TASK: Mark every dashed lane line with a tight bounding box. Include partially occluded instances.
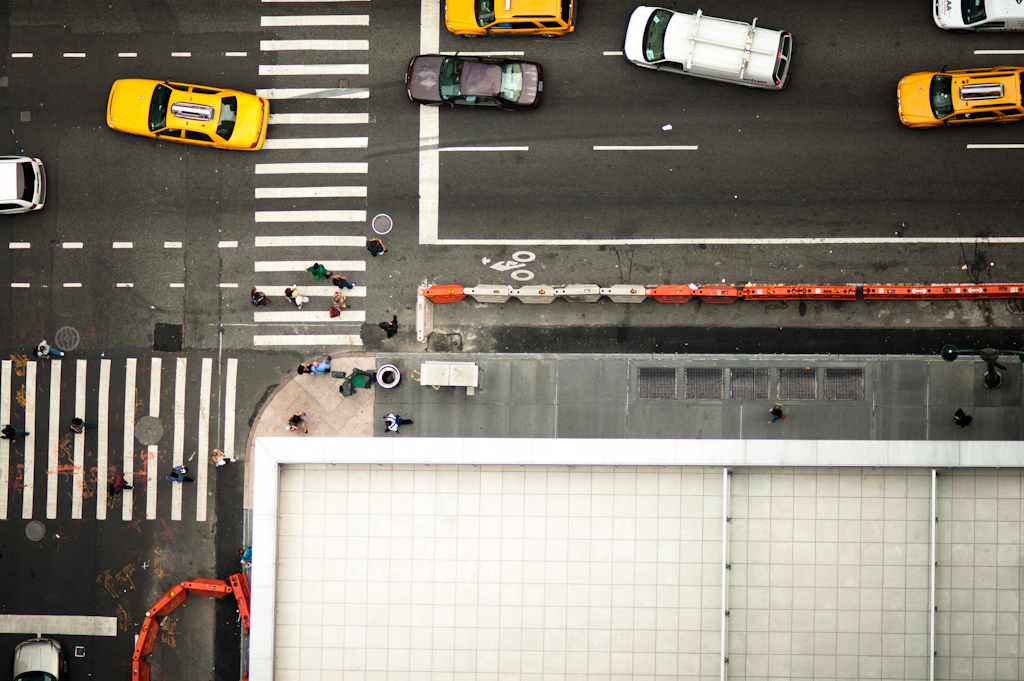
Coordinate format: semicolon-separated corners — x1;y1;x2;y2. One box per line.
9;242;30;249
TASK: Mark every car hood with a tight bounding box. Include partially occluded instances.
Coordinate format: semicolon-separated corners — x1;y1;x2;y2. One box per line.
624;6;656;64
898;72;937;123
933;0;967;29
445;0;480;32
409;56;445;102
518;63;540;105
231;94;267;149
107;78;157;134
14;638;62;678
462;61;502;97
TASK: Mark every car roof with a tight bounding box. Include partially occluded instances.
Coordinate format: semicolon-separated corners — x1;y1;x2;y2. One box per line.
946;68;1023;110
0;161;19;201
496;0;558;20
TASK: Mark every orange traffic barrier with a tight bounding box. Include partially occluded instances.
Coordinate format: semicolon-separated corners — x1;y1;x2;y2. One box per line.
694;285;740;304
741;285;857;301
863;284;1024;300
419;285;466;303
645;285;692;303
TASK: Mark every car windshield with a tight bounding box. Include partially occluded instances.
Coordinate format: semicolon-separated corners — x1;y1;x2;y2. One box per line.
475;0;495;26
439;57;462;98
644;9;672;62
930;75;954;118
499;63;524;101
149;84;172;132
15;673;58;681
217;96;237;139
962;0;986;24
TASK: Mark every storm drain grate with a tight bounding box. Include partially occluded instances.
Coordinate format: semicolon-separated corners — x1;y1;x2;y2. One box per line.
730;368;770;400
825;368;865;400
779;367;817;400
638;367;677;399
685;368;724;400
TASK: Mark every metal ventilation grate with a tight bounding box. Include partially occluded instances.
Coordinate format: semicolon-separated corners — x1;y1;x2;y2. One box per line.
685;368;724;400
779;367;816;400
730;368;770;400
638;367;677;399
825;368;865;400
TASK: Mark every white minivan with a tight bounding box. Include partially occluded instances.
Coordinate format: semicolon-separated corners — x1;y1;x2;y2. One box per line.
624;7;792;90
0;156;46;214
934;0;1024;31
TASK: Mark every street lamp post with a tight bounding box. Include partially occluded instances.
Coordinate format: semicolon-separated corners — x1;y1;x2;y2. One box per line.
940;344;1024;389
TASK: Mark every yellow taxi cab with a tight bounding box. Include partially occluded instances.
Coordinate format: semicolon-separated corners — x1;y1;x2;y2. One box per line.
106;79;269;150
897;66;1024;128
445;0;575;37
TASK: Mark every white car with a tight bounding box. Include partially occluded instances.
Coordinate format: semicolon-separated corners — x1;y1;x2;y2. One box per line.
934;0;1024;31
13;637;66;681
0;156;46;214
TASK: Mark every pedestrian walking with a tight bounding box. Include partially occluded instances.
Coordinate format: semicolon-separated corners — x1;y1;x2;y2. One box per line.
35;339;64;359
251;287;270;307
379;315;398;339
384;413;413;433
109;472;133;495
330;273;354;290
165;465;193;483
238;546;252;569
284;286;307;309
306;263;329;281
333;292;348;310
1;424;29;440
298;358;331;375
366;238;387;257
768;403;785;424
214;448;237;467
70;417;96;434
954;408;973;428
287;413;308;434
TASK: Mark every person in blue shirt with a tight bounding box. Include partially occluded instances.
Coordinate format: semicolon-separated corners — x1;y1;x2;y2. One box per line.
297;357;331;375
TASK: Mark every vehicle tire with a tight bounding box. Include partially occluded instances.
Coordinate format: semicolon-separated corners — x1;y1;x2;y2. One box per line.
461;33;479;38
540;33;557;38
952;29;969;34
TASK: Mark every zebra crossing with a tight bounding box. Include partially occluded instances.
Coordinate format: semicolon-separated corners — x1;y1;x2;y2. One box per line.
255;0;373;348
0;356;238;523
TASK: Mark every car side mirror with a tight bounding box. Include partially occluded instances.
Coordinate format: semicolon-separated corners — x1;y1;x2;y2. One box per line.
941;64;947;73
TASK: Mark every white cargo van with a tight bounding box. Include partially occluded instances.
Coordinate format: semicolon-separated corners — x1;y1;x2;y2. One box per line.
0;156;46;214
624;7;792;90
934;0;1024;31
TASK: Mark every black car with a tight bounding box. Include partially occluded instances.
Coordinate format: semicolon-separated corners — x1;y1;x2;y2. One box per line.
406;54;543;109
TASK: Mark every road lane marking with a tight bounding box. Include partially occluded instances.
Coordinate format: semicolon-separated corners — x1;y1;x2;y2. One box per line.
63;242;83;249
46;360;61;519
261;14;369;26
146;357;161;520
96;359;110;520
63;283;82;288
9;242;30;249
220;283;240;288
269;113;368;124
440;146;528;152
255;210;366;222
260;285;366;297
253;334;363;346
261;39;368;51
0;360;9;519
195;358;211;522
63;52;86;58
594;145;698;150
165;241;183;248
260;64;369;76
223;358;238;471
11;53;33;58
254;310;366;323
974;49;1024;54
22;362;35;519
71;359;86;520
433;236;1024;245
603;50;623;56
171;358;186;521
219;241;239;248
255;259;366;272
255;235;366;247
419;106;439;245
116;283;134;288
262;137;368;150
170;283;185;288
172;52;192;57
225;51;248;57
119;52;137;57
440;51;524;56
256;162;367;174
0;615;117;636
967;144;1024;149
11;283;29;288
257;87;369;99
122;359;136;520
112;241;133;248
256;186;366;199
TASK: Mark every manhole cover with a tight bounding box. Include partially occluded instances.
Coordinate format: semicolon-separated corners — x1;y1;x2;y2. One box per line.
1007;298;1024;315
25;520;45;541
154;323;183;352
135;416;164;446
54;326;80;351
371;213;393;235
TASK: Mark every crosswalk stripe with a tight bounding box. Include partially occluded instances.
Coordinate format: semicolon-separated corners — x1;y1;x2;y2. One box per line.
260;64;369;76
122;359;136;521
261;14;369;26
254;310;366;323
256;186;366;199
46;360;61;519
268;113;368;125
257;87;369;99
260;285;366;297
0;360;10;520
255;210;366;222
261;39;368;51
96;360;110;520
23;362;36;519
254;334;363;346
171;358;186;522
256;162;367;174
255;259;366;272
196;358;212;522
146;358;161;520
255;235;366;247
262;137;368;150
71;360;86;520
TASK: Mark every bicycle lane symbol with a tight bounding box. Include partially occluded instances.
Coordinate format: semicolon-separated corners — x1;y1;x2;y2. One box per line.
482;251;536;281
